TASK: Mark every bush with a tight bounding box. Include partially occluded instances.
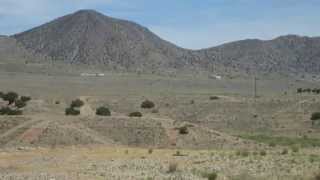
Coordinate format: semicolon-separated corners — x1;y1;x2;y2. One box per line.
0;107;22;115
297;88;303;93
168;162;178;173
2;92;19;105
173;150;182;156
148;148;153;154
0;92;3;98
260;150;267;156
281;148;288;155
20;96;31;102
129;112;142;117
70;99;84;108
141;100;155;109
311;112;320;121
236;150;249;157
15;100;26;108
291;146;299;153
269;142;276;147
178;126;189;134
210;96;219;100
7;109;22;115
96;106;111;116
205;172;218;180
0;107;11;115
314;172;320;180
65;107;80;116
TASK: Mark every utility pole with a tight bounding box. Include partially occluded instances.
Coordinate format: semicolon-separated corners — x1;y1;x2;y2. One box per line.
254;76;257;100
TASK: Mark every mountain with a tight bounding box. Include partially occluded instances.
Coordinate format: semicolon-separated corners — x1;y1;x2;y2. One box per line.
197;35;320;75
13;10;198;74
5;9;320;76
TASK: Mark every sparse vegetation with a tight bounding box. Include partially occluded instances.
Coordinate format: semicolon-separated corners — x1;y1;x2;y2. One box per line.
314;172;320;180
281;148;288;155
0;107;22;115
129;111;142;117
0;91;31;115
20;96;31;102
70;99;84;108
14;99;26;108
240;134;320;147
148;148;153;154
65;107;80;116
236;150;250;157
203;172;218;180
297;88;320;94
173;150;183;156
2;91;19;105
291;145;299;153
178;126;189;134
141;100;155;109
311;112;320;121
209;96;219;100
96;106;111;116
260;150;267;156
168;162;178;173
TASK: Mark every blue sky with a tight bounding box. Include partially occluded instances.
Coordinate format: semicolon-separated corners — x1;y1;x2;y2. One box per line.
0;0;319;49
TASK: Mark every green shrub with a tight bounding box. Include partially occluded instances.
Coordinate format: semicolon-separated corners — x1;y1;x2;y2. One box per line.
0;107;22;115
260;150;267;156
70;99;84;108
168;162;178;173
2;92;19;105
7;109;22;115
15;100;26;108
129;112;142;117
178;126;189;135
0;92;3;98
141;100;155;109
297;88;303;93
96;106;111;116
0;107;11;115
20;96;31;102
291;146;299;153
311;112;320;121
314;172;320;180
209;96;219;100
236;150;249;157
148;148;153;154
173;150;182;156
65;107;80;116
269;142;276;147
205;172;218;180
281;148;288;155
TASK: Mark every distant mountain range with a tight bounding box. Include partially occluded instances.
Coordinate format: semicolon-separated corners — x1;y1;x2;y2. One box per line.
1;9;320;76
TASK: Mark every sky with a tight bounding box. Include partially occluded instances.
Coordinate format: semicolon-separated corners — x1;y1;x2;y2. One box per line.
0;0;319;49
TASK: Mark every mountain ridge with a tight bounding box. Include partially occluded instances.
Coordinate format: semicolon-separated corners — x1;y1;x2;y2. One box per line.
1;9;320;76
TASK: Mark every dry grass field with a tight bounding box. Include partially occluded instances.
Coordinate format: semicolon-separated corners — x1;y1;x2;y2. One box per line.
1;71;320;179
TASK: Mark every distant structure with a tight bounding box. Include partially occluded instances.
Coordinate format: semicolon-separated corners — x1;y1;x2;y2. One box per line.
208;74;222;80
81;73;105;77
